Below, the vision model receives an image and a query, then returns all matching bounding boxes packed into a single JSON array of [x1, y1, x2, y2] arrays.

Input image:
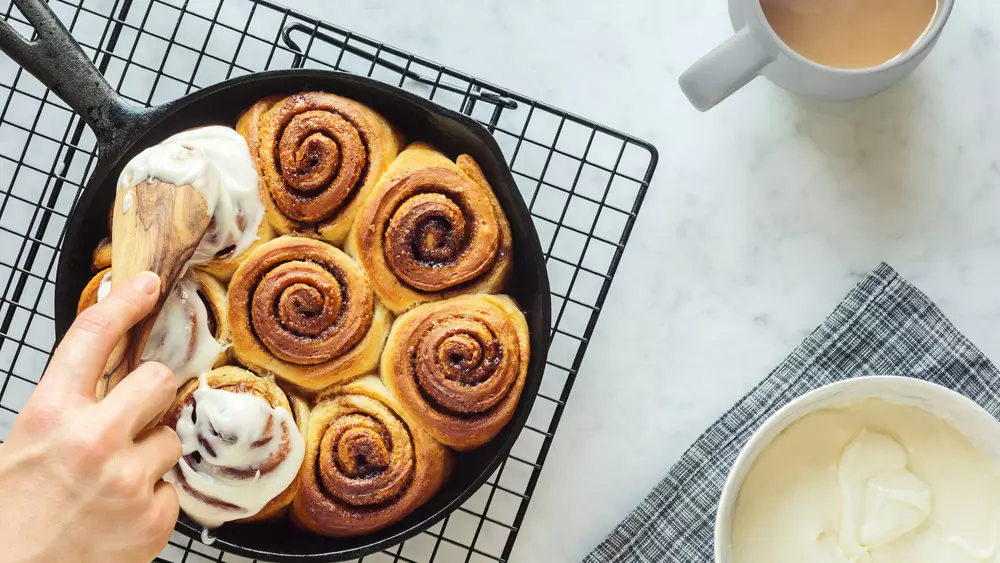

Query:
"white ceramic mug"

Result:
[[679, 0, 955, 111]]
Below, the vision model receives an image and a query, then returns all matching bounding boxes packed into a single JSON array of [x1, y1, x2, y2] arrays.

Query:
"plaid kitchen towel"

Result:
[[585, 263, 1000, 563]]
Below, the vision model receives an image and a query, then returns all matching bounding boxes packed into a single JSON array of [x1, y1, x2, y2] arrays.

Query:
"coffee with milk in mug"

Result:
[[760, 0, 940, 69]]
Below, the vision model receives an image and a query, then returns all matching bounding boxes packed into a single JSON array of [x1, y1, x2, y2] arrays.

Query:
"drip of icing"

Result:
[[97, 273, 222, 386], [162, 374, 305, 528], [121, 190, 134, 214], [201, 527, 215, 546], [117, 125, 263, 264]]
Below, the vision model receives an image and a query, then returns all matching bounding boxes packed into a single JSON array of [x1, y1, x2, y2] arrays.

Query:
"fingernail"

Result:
[[132, 272, 160, 295]]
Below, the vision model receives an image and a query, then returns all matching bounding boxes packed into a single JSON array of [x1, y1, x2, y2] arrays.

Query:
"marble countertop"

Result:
[[283, 1, 1000, 561]]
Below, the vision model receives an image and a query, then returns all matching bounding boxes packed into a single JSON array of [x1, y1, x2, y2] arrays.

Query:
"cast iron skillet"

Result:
[[0, 1, 551, 560]]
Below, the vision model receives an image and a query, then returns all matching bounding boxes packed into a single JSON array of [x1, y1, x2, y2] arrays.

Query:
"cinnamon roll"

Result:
[[238, 92, 402, 244], [78, 269, 231, 391], [291, 375, 452, 537], [162, 366, 307, 527], [228, 236, 391, 391], [346, 143, 513, 313], [381, 294, 529, 450], [77, 268, 111, 314], [91, 237, 112, 271]]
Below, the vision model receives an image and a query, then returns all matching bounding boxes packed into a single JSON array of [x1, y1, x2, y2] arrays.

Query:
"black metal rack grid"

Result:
[[0, 0, 658, 561]]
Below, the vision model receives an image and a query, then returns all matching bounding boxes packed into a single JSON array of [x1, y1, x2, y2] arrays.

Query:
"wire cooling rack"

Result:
[[0, 0, 658, 561]]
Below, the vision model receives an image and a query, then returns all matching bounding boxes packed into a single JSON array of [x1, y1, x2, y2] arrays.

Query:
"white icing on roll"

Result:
[[117, 125, 264, 264], [97, 273, 223, 386], [96, 271, 112, 302], [163, 375, 305, 528]]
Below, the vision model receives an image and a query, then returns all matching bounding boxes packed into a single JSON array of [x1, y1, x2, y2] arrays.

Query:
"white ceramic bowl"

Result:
[[714, 376, 1000, 563]]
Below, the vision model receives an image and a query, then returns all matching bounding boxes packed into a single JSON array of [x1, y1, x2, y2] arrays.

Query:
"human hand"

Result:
[[0, 272, 182, 563]]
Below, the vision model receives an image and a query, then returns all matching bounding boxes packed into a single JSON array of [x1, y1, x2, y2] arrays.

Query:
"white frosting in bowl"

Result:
[[731, 398, 1000, 563], [117, 125, 264, 264]]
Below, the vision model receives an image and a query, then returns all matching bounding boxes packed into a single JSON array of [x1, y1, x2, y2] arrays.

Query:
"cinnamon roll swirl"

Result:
[[381, 294, 529, 450], [228, 236, 391, 391], [162, 366, 307, 527], [291, 375, 452, 537], [346, 143, 513, 313], [238, 92, 402, 244]]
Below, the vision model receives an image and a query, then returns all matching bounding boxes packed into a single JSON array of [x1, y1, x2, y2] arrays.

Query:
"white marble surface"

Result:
[[274, 0, 1000, 561]]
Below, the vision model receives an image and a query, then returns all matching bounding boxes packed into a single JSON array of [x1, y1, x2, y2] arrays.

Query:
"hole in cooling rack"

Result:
[[401, 532, 438, 561], [530, 187, 568, 224], [545, 259, 574, 296], [562, 197, 599, 233], [473, 517, 512, 558], [0, 198, 34, 234], [539, 363, 570, 400], [550, 229, 586, 264], [511, 141, 548, 180], [25, 317, 53, 353], [12, 340, 47, 383], [620, 141, 655, 180], [33, 102, 75, 141], [554, 119, 594, 159], [442, 509, 479, 545], [134, 1, 182, 37], [163, 46, 200, 84], [498, 455, 536, 495], [4, 91, 42, 131], [586, 132, 626, 170], [605, 174, 643, 213], [548, 332, 582, 370], [431, 542, 472, 562], [532, 220, 555, 256], [0, 123, 29, 164], [22, 135, 61, 172], [149, 76, 188, 106], [582, 239, 617, 275], [569, 269, 605, 307], [462, 484, 491, 514], [514, 173, 538, 206], [492, 130, 518, 162], [0, 376, 34, 412], [556, 299, 594, 339], [575, 163, 613, 203], [193, 56, 230, 89], [0, 406, 14, 441], [205, 24, 242, 63], [484, 484, 524, 526], [36, 282, 54, 319], [130, 32, 170, 70], [366, 551, 399, 563], [593, 207, 629, 243], [119, 64, 158, 105], [8, 166, 46, 201], [234, 36, 272, 72], [174, 11, 213, 54], [542, 151, 580, 191], [523, 109, 561, 146], [217, 0, 253, 31]]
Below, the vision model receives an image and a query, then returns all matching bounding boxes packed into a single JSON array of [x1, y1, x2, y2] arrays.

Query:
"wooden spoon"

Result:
[[98, 179, 211, 398]]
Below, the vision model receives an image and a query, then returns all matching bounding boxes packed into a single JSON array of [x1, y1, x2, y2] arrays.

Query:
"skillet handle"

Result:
[[0, 0, 145, 151]]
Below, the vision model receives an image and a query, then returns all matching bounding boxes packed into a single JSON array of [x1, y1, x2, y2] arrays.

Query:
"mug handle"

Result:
[[679, 26, 773, 112]]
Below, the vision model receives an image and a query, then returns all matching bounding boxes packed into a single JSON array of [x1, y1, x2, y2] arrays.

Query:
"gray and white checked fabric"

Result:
[[585, 263, 1000, 563]]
